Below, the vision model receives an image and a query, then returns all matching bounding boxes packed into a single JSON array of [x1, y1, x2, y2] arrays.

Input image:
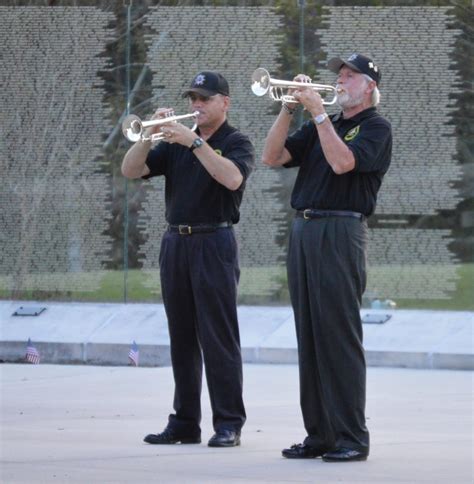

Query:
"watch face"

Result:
[[190, 137, 204, 152]]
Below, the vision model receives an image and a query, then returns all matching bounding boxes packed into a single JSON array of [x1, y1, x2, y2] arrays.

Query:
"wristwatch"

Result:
[[314, 113, 329, 125], [190, 137, 204, 152]]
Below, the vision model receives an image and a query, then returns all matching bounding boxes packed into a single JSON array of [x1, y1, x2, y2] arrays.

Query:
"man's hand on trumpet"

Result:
[[142, 107, 174, 140], [160, 120, 198, 148], [142, 107, 199, 147], [290, 74, 325, 117], [282, 73, 308, 112]]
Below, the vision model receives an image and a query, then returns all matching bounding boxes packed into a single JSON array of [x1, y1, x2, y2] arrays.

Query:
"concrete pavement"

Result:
[[0, 363, 472, 483]]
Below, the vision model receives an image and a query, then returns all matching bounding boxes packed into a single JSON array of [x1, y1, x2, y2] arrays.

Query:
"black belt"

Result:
[[296, 209, 364, 220], [168, 221, 232, 235]]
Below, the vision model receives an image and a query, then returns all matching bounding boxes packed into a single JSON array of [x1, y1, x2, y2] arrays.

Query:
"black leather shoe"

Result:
[[322, 447, 368, 462], [282, 443, 326, 459], [208, 429, 241, 447], [143, 427, 201, 445]]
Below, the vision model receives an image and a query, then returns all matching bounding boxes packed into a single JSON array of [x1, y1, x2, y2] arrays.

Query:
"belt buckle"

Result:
[[178, 225, 192, 235], [303, 209, 312, 220]]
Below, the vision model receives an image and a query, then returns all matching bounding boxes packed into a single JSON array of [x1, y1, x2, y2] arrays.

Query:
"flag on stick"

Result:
[[128, 340, 139, 366], [25, 338, 40, 364]]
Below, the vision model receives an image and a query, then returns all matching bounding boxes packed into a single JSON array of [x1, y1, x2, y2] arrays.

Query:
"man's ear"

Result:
[[366, 80, 376, 94], [223, 95, 231, 112]]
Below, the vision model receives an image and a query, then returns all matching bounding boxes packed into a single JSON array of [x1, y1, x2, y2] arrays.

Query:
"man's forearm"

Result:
[[121, 139, 152, 179], [315, 120, 355, 174], [261, 109, 293, 167], [194, 144, 243, 191]]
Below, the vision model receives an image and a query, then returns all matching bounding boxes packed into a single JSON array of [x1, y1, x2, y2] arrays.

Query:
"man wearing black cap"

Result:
[[262, 54, 392, 462], [122, 71, 255, 448]]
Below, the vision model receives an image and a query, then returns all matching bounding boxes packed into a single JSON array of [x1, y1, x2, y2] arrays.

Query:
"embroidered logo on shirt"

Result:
[[344, 125, 360, 141]]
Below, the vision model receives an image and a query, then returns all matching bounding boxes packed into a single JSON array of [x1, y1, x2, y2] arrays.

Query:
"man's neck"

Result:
[[199, 118, 226, 141], [342, 101, 373, 119]]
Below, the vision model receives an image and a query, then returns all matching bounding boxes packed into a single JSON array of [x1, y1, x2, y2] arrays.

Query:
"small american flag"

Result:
[[128, 340, 139, 366], [25, 338, 40, 364]]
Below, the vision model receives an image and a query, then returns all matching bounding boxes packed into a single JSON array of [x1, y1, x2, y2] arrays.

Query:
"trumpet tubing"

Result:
[[122, 111, 199, 143], [251, 68, 337, 105]]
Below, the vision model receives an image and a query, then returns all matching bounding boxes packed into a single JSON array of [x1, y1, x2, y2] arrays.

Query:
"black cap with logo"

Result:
[[182, 71, 230, 98], [327, 53, 381, 85]]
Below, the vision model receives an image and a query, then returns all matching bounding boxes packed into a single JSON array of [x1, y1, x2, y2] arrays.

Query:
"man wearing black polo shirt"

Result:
[[262, 54, 392, 462], [122, 71, 255, 448]]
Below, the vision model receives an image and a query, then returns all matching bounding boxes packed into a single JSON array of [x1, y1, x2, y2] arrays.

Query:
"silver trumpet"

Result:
[[122, 110, 199, 143], [251, 68, 337, 105]]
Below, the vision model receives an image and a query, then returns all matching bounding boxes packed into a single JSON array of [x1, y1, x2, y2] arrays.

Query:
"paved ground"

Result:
[[1, 363, 472, 483]]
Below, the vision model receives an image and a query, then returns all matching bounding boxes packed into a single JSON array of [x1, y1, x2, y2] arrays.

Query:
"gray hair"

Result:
[[362, 73, 380, 106]]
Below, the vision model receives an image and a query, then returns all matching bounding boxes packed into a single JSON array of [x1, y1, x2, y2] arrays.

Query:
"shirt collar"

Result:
[[335, 107, 378, 124]]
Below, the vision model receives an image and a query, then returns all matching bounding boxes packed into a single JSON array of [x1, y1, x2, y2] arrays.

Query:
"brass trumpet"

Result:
[[251, 68, 337, 105], [122, 111, 199, 143]]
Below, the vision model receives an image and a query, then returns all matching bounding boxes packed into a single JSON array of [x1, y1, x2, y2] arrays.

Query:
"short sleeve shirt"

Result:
[[143, 121, 255, 224], [284, 107, 392, 216]]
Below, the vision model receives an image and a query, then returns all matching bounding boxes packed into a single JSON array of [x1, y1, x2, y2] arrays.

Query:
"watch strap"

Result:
[[190, 137, 204, 152]]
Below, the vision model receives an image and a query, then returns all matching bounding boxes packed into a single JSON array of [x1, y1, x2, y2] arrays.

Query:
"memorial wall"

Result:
[[318, 6, 463, 301], [0, 6, 114, 294], [138, 6, 287, 300], [0, 1, 471, 310]]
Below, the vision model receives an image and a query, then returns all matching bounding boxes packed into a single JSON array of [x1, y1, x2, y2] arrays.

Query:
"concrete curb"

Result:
[[2, 341, 473, 370], [1, 301, 472, 370]]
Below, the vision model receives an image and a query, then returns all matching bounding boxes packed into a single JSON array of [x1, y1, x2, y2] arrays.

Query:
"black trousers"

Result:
[[287, 216, 370, 453], [159, 227, 246, 435]]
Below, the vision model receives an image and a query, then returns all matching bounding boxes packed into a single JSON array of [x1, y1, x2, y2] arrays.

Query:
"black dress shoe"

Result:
[[282, 443, 326, 459], [143, 427, 201, 445], [322, 447, 368, 462], [208, 429, 241, 447]]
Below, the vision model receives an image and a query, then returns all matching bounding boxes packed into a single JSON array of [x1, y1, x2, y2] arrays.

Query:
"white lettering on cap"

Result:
[[368, 62, 378, 72]]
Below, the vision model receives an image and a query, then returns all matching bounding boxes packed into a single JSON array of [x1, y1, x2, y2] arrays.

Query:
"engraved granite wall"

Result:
[[0, 7, 114, 293], [0, 3, 468, 306], [138, 6, 287, 299], [318, 6, 463, 300]]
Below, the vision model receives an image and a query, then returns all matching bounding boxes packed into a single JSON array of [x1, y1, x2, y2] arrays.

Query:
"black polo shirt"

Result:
[[284, 107, 392, 216], [143, 120, 255, 225]]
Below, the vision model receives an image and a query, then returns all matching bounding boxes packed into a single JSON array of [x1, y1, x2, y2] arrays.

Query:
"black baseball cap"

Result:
[[327, 53, 381, 85], [182, 71, 230, 98]]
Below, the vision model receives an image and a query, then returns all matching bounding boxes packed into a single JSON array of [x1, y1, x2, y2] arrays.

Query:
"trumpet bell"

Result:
[[251, 68, 271, 97], [122, 114, 143, 142]]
